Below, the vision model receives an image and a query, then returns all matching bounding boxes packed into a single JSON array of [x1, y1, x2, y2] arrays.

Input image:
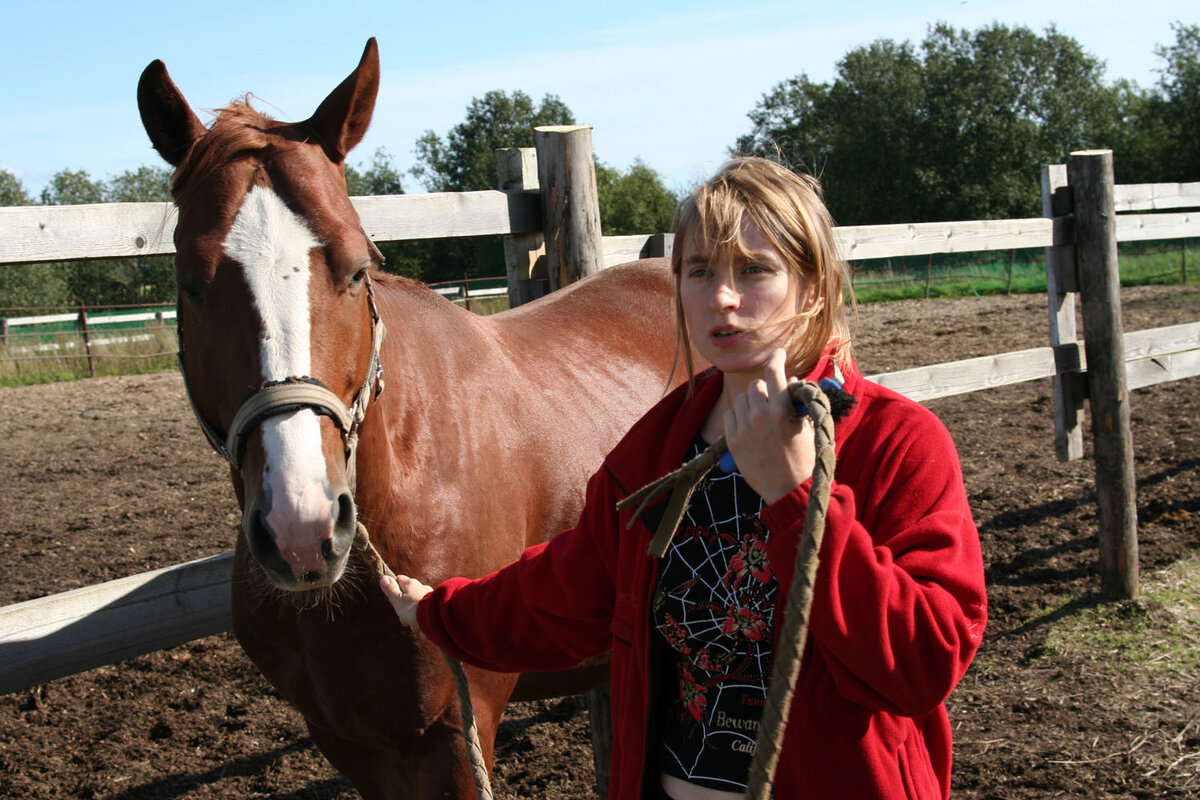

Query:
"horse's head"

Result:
[[137, 40, 384, 591]]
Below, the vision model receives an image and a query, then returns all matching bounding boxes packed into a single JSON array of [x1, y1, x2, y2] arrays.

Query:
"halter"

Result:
[[177, 230, 387, 493]]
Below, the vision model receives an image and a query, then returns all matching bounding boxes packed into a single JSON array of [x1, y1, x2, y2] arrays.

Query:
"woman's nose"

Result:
[[711, 278, 740, 311]]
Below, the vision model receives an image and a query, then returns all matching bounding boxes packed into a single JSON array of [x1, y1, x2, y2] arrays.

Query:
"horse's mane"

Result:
[[171, 100, 276, 206]]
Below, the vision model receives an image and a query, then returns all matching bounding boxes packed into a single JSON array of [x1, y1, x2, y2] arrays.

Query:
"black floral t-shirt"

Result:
[[652, 434, 777, 792]]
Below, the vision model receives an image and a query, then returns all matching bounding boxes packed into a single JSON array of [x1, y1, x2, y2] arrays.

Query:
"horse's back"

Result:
[[488, 257, 678, 383]]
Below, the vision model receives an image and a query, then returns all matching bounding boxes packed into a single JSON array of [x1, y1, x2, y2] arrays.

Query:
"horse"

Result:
[[136, 38, 682, 799]]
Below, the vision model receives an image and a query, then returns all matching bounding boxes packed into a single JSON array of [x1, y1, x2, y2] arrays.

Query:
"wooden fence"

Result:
[[1, 139, 1198, 696]]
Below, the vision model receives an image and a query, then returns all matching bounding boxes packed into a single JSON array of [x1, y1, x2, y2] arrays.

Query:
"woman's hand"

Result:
[[724, 348, 816, 504], [379, 574, 434, 632]]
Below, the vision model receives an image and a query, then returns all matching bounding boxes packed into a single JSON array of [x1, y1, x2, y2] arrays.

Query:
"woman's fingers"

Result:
[[379, 573, 432, 632], [722, 348, 816, 503], [763, 348, 789, 404]]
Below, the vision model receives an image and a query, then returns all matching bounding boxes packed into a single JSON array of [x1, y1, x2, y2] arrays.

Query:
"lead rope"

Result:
[[355, 526, 495, 800], [616, 381, 836, 800]]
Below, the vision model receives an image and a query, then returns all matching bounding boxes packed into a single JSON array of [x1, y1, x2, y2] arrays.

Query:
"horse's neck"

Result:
[[355, 280, 493, 488]]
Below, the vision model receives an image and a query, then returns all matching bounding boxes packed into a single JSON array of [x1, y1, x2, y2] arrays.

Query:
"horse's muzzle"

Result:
[[244, 489, 357, 590]]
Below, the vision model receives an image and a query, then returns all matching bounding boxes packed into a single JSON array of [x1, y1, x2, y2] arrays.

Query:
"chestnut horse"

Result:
[[137, 39, 680, 799]]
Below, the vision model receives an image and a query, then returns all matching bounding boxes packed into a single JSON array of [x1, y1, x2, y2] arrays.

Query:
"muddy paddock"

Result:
[[2, 285, 1198, 799]]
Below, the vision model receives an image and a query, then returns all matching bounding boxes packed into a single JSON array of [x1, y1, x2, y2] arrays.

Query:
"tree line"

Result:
[[736, 21, 1199, 225], [1, 21, 1196, 309]]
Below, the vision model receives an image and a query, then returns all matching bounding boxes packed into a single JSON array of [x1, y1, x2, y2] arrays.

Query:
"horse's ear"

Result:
[[137, 60, 206, 168], [308, 38, 379, 163]]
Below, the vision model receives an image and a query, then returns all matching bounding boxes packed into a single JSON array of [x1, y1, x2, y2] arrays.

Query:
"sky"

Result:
[[1, 0, 1193, 198]]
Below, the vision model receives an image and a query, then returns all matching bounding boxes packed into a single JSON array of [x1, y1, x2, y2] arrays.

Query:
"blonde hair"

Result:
[[671, 157, 855, 383]]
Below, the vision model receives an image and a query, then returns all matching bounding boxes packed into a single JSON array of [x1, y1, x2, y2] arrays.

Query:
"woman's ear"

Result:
[[795, 277, 825, 315]]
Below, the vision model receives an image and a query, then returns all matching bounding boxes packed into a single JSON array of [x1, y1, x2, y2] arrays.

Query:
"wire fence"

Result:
[[0, 303, 178, 384], [847, 238, 1197, 302], [2, 239, 1195, 385]]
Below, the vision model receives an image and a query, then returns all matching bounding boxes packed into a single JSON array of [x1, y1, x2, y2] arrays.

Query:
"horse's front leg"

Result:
[[308, 666, 514, 800], [307, 713, 472, 800]]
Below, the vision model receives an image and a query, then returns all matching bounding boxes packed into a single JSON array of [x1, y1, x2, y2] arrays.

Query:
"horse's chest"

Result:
[[230, 560, 443, 741]]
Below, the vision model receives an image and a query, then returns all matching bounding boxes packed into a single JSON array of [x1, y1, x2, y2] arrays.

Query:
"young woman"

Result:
[[381, 157, 987, 800]]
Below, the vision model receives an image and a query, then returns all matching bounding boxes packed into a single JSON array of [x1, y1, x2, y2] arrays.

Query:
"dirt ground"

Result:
[[1, 284, 1198, 799]]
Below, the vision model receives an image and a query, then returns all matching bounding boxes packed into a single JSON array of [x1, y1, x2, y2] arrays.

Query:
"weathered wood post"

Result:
[[77, 301, 95, 378], [1069, 149, 1139, 599], [533, 125, 604, 291], [495, 147, 548, 307], [1042, 164, 1084, 461]]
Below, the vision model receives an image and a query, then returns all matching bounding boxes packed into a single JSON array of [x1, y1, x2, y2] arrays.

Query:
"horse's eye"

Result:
[[180, 287, 205, 305], [349, 267, 368, 288]]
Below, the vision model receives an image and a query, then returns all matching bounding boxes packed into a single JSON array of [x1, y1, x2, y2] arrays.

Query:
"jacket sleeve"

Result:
[[760, 401, 987, 718], [416, 464, 625, 673]]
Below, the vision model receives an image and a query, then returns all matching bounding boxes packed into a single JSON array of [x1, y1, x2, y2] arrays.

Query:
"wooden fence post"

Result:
[[1069, 149, 1139, 600], [495, 147, 547, 307], [1042, 164, 1084, 461], [533, 125, 603, 291], [78, 301, 95, 378]]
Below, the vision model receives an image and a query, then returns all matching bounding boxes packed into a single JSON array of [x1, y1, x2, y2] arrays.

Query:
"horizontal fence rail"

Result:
[[1, 173, 1198, 692], [1113, 181, 1200, 212], [0, 554, 233, 695], [2, 197, 1195, 269], [0, 191, 543, 266]]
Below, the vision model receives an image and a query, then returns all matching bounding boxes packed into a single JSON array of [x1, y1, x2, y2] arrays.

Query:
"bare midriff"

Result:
[[661, 773, 745, 800]]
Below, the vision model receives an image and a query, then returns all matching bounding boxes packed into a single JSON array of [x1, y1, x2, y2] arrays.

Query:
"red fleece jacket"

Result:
[[418, 357, 987, 800]]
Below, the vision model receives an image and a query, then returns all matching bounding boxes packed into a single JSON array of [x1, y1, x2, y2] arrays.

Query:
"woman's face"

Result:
[[679, 218, 809, 389]]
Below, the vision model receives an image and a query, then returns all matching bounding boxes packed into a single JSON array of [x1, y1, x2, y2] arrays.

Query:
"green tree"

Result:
[[40, 169, 105, 205], [826, 39, 926, 223], [596, 158, 678, 236], [412, 90, 575, 192], [1079, 23, 1200, 185], [411, 90, 576, 282], [105, 165, 171, 203], [1150, 22, 1200, 181], [346, 147, 406, 196], [919, 23, 1118, 220], [737, 23, 1122, 224], [0, 168, 32, 206], [345, 147, 429, 279]]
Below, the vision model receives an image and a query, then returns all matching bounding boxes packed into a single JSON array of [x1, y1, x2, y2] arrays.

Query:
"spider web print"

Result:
[[653, 437, 778, 790]]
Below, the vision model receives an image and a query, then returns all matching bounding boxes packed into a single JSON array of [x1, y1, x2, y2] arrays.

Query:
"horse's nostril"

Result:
[[321, 539, 334, 560], [335, 492, 355, 530], [249, 510, 273, 554], [301, 570, 320, 583]]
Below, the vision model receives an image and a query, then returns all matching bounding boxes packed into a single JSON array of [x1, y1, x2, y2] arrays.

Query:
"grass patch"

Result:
[[849, 240, 1198, 304], [0, 327, 177, 387], [1036, 555, 1200, 673]]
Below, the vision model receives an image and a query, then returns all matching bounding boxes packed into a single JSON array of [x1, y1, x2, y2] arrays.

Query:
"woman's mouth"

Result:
[[710, 326, 742, 346]]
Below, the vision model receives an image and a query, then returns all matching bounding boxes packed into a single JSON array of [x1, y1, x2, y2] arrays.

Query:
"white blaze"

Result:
[[223, 186, 335, 555]]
